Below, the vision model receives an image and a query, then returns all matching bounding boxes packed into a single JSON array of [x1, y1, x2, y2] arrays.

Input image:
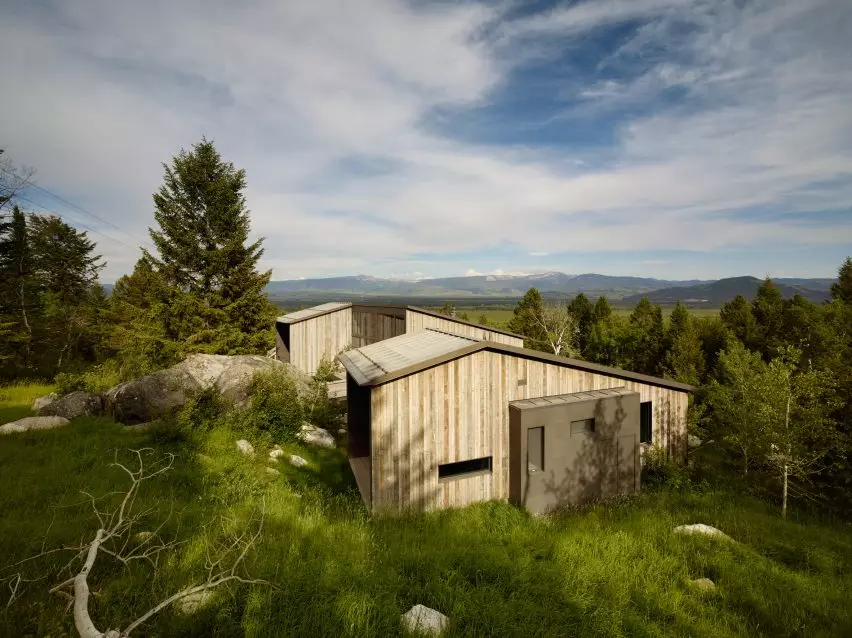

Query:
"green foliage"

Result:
[[2, 392, 852, 637], [567, 292, 594, 355], [641, 445, 694, 491], [626, 298, 665, 375], [242, 369, 305, 441], [507, 287, 547, 350], [477, 313, 489, 326], [436, 302, 455, 317], [830, 256, 852, 304], [663, 302, 705, 385]]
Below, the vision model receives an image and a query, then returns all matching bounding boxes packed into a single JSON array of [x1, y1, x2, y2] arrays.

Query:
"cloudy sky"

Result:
[[2, 0, 851, 282]]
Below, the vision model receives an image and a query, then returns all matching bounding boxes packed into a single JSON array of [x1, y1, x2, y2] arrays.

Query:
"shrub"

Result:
[[642, 444, 693, 491], [54, 354, 157, 395], [242, 369, 304, 441]]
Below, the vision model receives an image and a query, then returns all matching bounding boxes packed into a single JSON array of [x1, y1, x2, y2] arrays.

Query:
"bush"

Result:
[[242, 369, 304, 441], [54, 353, 157, 395], [642, 444, 694, 491]]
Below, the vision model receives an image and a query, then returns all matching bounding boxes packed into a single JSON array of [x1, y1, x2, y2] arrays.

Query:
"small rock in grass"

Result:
[[687, 434, 703, 448], [236, 439, 255, 456], [674, 524, 731, 540], [401, 604, 449, 636], [175, 589, 214, 614], [337, 428, 347, 436], [297, 423, 335, 449], [269, 448, 285, 460], [690, 577, 716, 592], [289, 455, 308, 468], [123, 421, 155, 432], [0, 416, 70, 435], [265, 467, 281, 476]]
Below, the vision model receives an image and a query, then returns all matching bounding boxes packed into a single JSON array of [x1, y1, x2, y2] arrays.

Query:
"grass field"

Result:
[[2, 383, 851, 636]]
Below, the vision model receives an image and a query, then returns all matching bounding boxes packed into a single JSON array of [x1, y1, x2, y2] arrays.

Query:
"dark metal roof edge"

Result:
[[353, 340, 695, 392], [277, 302, 353, 324]]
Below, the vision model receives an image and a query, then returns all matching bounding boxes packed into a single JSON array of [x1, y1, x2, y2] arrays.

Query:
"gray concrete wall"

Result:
[[509, 392, 641, 513]]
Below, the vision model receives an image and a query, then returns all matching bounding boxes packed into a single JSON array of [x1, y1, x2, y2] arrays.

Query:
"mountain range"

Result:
[[264, 272, 835, 305]]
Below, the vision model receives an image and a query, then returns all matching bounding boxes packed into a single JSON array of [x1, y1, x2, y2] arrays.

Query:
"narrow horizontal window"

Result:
[[438, 456, 492, 480], [570, 418, 595, 435], [528, 426, 544, 473]]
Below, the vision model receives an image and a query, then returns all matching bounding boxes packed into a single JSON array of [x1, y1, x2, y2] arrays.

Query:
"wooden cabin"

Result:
[[275, 302, 523, 376], [338, 329, 693, 513]]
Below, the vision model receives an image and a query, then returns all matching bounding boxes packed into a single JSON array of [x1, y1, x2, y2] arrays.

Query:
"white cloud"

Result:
[[0, 0, 850, 281]]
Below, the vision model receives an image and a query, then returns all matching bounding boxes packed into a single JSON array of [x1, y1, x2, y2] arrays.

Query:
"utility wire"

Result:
[[15, 194, 142, 253], [1, 167, 155, 250]]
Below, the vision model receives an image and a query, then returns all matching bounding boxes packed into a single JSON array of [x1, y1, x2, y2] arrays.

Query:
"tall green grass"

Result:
[[0, 385, 850, 636]]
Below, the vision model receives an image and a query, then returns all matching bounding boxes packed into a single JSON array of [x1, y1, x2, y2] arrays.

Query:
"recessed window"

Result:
[[640, 401, 653, 444], [438, 456, 492, 481], [570, 418, 595, 435], [528, 426, 544, 474]]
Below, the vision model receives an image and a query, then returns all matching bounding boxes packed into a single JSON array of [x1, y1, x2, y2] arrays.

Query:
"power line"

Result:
[[1, 167, 155, 250], [15, 194, 142, 253]]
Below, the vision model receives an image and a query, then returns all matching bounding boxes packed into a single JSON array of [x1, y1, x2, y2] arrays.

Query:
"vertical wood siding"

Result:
[[405, 310, 524, 347], [369, 350, 688, 512], [352, 308, 406, 347], [288, 307, 353, 376]]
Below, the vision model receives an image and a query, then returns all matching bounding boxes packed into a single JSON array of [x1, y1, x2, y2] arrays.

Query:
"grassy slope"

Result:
[[1, 386, 851, 637]]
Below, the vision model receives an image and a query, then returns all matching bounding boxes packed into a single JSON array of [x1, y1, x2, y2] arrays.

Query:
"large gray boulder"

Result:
[[170, 354, 234, 390], [298, 423, 335, 449], [38, 391, 103, 420], [214, 356, 311, 406], [31, 394, 57, 411], [0, 416, 70, 435], [106, 367, 201, 424]]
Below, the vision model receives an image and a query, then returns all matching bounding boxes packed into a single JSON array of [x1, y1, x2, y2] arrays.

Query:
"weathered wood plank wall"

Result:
[[352, 308, 406, 348], [369, 349, 687, 512], [288, 307, 353, 376], [405, 310, 524, 347]]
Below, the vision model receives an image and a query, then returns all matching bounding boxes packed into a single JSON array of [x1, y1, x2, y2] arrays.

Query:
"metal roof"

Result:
[[339, 332, 695, 392], [510, 388, 638, 410], [338, 329, 481, 385], [277, 302, 352, 324]]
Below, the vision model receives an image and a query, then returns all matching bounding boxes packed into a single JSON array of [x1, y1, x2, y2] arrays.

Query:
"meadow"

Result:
[[1, 383, 851, 637]]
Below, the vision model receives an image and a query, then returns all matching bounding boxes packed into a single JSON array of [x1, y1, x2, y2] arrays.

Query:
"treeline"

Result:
[[505, 266, 852, 515], [0, 141, 277, 387]]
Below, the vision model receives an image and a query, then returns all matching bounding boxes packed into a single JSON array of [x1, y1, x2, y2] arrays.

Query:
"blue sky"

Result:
[[1, 0, 850, 282]]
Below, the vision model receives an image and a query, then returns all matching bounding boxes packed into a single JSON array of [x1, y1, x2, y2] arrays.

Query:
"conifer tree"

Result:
[[507, 287, 547, 350], [144, 139, 275, 355], [626, 298, 665, 375]]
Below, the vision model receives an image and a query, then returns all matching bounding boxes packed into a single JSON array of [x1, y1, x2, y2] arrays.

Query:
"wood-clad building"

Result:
[[276, 302, 523, 375], [339, 330, 693, 513]]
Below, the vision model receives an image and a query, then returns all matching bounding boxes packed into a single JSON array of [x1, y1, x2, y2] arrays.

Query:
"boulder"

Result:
[[0, 416, 70, 435], [175, 589, 214, 614], [269, 448, 285, 460], [401, 604, 449, 636], [298, 423, 335, 449], [169, 353, 237, 390], [289, 455, 308, 468], [236, 439, 255, 456], [38, 391, 103, 420], [106, 367, 201, 424], [688, 434, 703, 448], [214, 356, 310, 406], [31, 394, 57, 411], [674, 524, 732, 540], [690, 577, 716, 592]]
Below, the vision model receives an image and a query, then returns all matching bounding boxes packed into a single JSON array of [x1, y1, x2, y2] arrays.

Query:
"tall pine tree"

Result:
[[144, 139, 275, 355]]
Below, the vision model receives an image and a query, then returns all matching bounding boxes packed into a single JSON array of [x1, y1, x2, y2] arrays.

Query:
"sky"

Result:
[[1, 0, 851, 283]]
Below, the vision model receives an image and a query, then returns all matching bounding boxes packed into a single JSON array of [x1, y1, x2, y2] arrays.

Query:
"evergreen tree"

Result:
[[507, 287, 547, 350], [751, 278, 785, 358], [626, 298, 664, 375], [0, 205, 33, 366], [663, 302, 705, 385], [831, 257, 852, 305], [720, 294, 756, 348], [585, 297, 630, 368], [567, 292, 594, 357], [144, 139, 275, 355]]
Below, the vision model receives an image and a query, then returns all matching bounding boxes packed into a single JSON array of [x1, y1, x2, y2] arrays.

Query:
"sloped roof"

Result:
[[510, 387, 639, 410], [338, 329, 481, 385], [277, 302, 352, 324], [338, 330, 694, 392]]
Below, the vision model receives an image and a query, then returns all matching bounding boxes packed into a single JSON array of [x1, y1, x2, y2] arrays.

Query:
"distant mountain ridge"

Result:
[[623, 276, 832, 305], [265, 272, 834, 304]]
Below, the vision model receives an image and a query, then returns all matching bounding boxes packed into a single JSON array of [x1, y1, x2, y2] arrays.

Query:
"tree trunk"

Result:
[[781, 465, 788, 519]]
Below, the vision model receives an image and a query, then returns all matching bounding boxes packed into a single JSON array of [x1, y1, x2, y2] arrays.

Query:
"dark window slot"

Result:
[[640, 401, 652, 444], [438, 456, 492, 480]]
